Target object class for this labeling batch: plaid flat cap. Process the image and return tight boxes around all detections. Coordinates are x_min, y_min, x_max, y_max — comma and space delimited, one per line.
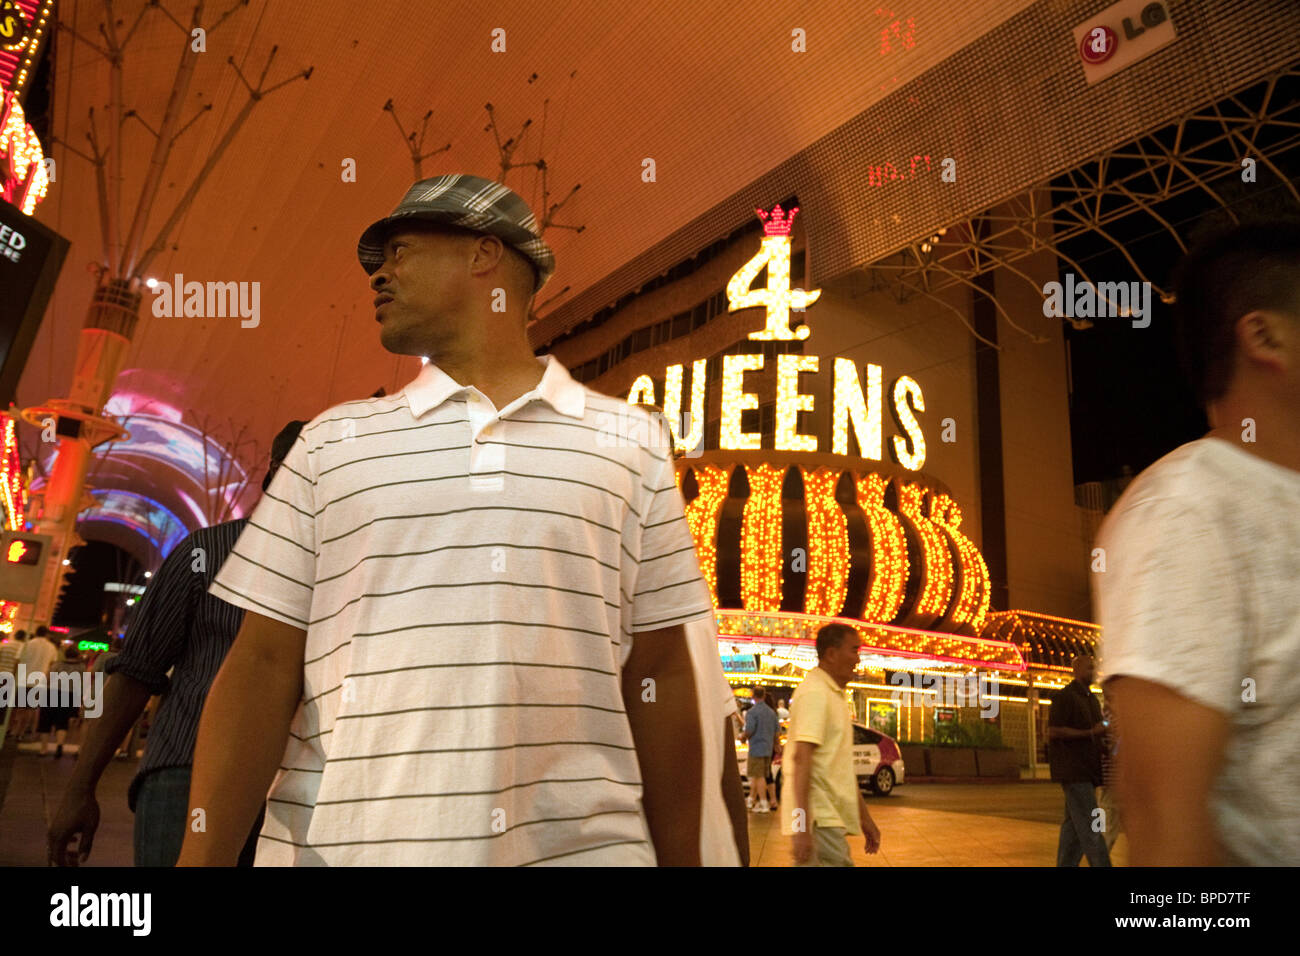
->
357, 174, 555, 293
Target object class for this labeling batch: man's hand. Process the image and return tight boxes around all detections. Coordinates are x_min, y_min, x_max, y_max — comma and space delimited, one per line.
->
861, 814, 881, 854
792, 829, 814, 864
859, 790, 881, 854
48, 789, 99, 867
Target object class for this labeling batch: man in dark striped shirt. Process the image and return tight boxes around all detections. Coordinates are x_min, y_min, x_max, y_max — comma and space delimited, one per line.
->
47, 420, 305, 867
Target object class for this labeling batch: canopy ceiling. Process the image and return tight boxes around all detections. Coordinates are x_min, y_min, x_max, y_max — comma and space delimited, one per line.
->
18, 0, 1037, 557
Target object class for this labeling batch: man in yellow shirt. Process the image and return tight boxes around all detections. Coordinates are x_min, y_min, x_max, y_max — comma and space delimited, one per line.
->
781, 623, 882, 865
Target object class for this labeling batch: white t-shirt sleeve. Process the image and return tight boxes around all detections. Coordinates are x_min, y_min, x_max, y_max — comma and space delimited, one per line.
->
210, 434, 317, 629
630, 431, 715, 632
1095, 495, 1246, 716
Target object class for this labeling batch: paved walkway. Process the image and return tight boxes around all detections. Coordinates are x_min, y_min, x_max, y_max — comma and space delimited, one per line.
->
746, 789, 1129, 866
1, 740, 1127, 867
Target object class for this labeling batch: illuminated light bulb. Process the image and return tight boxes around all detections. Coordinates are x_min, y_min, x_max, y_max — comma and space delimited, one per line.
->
801, 467, 849, 617
854, 473, 908, 622
890, 376, 926, 470
775, 355, 818, 452
927, 492, 991, 632
682, 465, 730, 605
626, 374, 655, 406
146, 278, 159, 289
832, 359, 882, 459
662, 359, 705, 454
720, 354, 763, 450
740, 464, 784, 611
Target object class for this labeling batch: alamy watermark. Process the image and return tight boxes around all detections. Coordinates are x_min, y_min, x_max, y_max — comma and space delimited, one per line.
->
0, 665, 104, 718
595, 407, 702, 458
1042, 273, 1151, 328
888, 671, 1000, 718
149, 274, 260, 328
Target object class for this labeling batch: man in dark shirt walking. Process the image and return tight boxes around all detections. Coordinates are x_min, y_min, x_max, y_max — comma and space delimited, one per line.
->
47, 420, 305, 867
1048, 654, 1111, 867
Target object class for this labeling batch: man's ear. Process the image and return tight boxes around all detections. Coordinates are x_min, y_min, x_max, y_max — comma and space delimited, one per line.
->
467, 234, 507, 279
1236, 310, 1290, 374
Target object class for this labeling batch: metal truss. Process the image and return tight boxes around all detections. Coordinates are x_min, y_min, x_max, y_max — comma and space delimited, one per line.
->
862, 63, 1300, 349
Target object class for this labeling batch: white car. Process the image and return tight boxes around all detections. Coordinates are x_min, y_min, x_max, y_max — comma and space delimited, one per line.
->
739, 722, 905, 797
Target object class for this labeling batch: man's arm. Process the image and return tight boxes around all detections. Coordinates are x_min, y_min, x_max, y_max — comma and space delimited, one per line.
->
47, 673, 153, 865
1107, 676, 1230, 866
790, 740, 816, 863
857, 788, 881, 854
176, 612, 306, 866
621, 623, 702, 866
1048, 724, 1104, 740
719, 717, 749, 866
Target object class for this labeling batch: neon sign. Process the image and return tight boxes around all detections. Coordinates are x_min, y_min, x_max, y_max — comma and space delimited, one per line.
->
0, 89, 48, 214
627, 204, 927, 468
0, 0, 52, 96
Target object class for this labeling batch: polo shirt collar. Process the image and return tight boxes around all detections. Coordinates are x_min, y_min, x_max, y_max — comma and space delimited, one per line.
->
404, 354, 586, 420
810, 665, 843, 692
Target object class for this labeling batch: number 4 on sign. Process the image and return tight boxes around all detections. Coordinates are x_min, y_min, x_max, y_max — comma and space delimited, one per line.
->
728, 205, 821, 341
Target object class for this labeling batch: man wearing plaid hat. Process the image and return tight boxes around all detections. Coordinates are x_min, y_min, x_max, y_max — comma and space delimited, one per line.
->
179, 175, 745, 866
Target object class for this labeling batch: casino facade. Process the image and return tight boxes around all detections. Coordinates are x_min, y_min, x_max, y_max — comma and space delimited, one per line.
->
527, 0, 1300, 769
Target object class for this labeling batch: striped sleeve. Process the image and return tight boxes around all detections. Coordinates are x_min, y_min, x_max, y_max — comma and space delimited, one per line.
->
104, 530, 199, 692
210, 434, 316, 629
630, 433, 714, 632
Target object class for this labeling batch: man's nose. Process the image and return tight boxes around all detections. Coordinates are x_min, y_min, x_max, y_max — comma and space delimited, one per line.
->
370, 268, 390, 291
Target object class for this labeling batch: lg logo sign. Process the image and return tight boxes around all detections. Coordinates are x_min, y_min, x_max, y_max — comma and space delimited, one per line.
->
1080, 25, 1118, 65
1074, 0, 1175, 86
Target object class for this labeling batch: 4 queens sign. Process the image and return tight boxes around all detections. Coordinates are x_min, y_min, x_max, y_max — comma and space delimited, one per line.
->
0, 665, 104, 718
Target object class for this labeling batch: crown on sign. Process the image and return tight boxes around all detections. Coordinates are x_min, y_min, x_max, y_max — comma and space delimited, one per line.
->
756, 204, 799, 237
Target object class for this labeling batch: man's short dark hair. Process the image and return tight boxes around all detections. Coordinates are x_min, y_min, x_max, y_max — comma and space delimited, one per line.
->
815, 623, 858, 659
13, 629, 26, 641
751, 686, 766, 702
35, 625, 48, 637
1171, 219, 1300, 406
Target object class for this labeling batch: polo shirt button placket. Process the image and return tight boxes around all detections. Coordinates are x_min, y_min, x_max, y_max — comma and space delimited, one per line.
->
469, 394, 505, 492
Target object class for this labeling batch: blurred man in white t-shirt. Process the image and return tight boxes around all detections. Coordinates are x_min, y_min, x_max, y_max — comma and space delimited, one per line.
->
1095, 220, 1300, 866
13, 627, 60, 740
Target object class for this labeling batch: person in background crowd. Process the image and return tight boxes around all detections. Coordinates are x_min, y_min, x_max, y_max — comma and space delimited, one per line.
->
47, 420, 306, 868
0, 629, 27, 746
1097, 220, 1300, 866
39, 646, 84, 759
14, 626, 58, 741
178, 174, 740, 866
776, 698, 790, 721
740, 686, 778, 813
782, 623, 882, 866
1047, 654, 1110, 867
1096, 697, 1122, 852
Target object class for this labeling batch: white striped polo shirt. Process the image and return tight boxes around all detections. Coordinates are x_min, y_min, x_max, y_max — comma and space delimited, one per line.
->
210, 354, 717, 865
